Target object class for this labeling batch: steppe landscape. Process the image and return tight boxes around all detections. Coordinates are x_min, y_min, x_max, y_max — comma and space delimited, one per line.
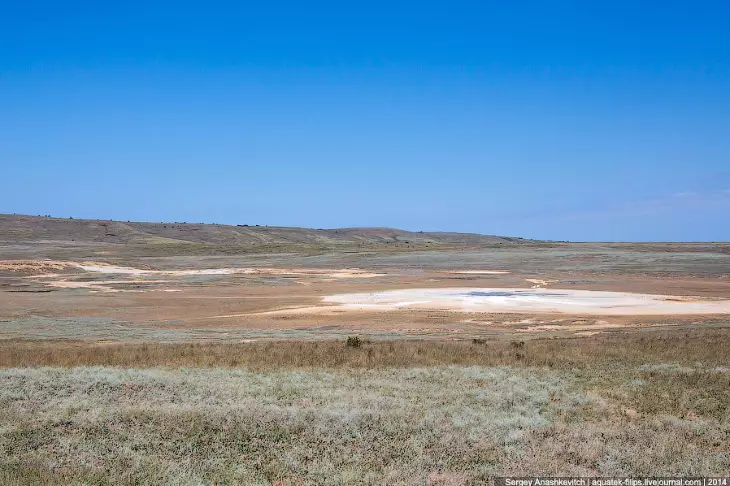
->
1, 214, 729, 483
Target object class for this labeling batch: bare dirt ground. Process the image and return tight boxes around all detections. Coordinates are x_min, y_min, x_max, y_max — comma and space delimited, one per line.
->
2, 232, 729, 341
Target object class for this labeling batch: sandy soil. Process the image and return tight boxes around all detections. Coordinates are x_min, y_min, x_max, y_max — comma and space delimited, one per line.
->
0, 260, 385, 293
447, 270, 510, 274
2, 255, 730, 340
74, 262, 386, 279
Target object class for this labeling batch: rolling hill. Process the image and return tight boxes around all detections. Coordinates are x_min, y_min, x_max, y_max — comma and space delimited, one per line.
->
0, 214, 532, 249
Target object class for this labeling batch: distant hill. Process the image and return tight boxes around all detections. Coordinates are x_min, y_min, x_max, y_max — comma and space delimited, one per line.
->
0, 214, 532, 248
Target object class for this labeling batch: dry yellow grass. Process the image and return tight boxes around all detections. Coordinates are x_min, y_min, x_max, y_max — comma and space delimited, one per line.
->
1, 329, 728, 483
1, 327, 728, 369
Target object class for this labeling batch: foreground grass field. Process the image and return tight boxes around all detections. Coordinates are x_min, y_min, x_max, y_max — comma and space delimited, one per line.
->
1, 329, 728, 484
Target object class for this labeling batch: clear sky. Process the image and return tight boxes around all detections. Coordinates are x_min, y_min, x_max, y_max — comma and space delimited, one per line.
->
1, 1, 729, 241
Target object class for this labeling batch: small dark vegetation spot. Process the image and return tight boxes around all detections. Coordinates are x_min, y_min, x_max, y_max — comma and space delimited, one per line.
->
510, 341, 525, 349
472, 338, 487, 345
346, 336, 362, 348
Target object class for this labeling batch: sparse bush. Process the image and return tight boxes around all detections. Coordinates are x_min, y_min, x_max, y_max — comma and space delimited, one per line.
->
346, 336, 362, 348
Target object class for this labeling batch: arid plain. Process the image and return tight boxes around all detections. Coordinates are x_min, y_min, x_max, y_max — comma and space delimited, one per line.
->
2, 214, 730, 342
1, 214, 729, 483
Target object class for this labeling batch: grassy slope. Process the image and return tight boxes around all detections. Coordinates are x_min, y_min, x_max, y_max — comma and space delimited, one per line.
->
0, 213, 543, 260
0, 214, 527, 247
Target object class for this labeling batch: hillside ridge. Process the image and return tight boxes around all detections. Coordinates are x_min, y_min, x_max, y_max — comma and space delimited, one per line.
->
0, 214, 532, 247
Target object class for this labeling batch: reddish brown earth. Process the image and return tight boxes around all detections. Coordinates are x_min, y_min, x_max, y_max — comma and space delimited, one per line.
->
1, 214, 729, 341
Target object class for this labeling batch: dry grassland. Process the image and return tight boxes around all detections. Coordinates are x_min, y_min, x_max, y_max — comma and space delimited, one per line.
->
1, 329, 728, 484
0, 327, 728, 369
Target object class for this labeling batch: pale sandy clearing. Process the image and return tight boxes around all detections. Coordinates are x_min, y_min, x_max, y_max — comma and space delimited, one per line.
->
74, 263, 385, 279
4, 259, 385, 283
322, 288, 730, 315
46, 279, 170, 292
525, 278, 558, 288
448, 270, 510, 275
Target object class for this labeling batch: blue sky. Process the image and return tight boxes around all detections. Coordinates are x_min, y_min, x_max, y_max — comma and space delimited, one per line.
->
1, 1, 729, 241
